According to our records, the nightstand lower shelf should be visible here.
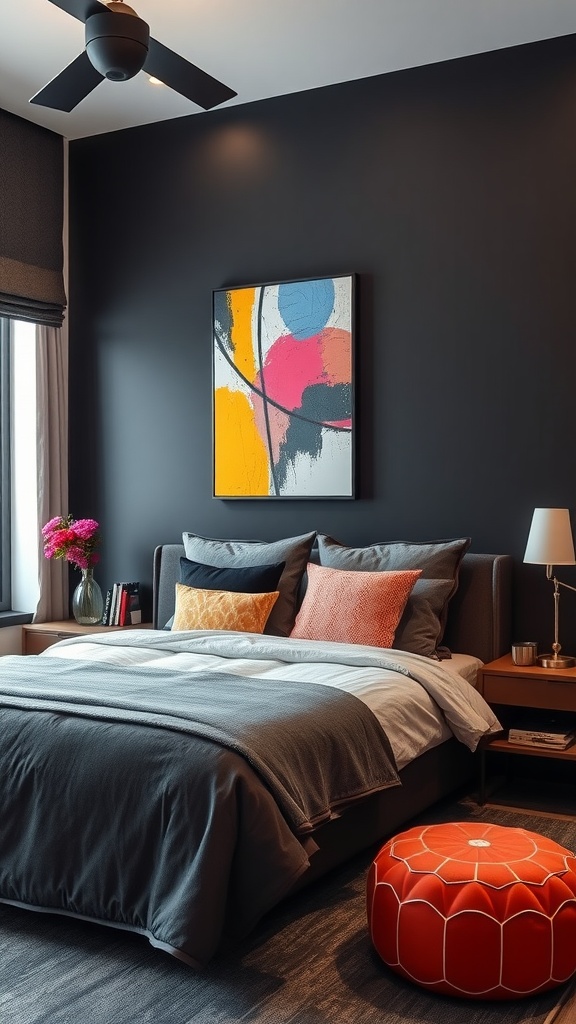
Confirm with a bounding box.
[477,771,576,816]
[485,737,576,761]
[479,737,576,806]
[477,654,576,812]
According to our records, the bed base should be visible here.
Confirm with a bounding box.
[292,738,474,889]
[152,544,512,897]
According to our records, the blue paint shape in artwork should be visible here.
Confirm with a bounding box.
[277,278,335,340]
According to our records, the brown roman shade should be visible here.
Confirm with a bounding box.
[0,108,66,327]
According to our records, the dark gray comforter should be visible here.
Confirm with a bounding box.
[0,654,399,966]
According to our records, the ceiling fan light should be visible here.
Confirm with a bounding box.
[85,10,150,82]
[104,2,140,15]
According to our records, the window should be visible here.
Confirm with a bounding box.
[0,319,11,611]
[0,318,38,619]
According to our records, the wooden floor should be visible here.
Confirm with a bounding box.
[544,982,576,1024]
[2,792,575,1024]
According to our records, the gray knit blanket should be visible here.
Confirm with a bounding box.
[0,653,400,834]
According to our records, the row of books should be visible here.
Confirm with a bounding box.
[508,712,576,751]
[102,582,142,626]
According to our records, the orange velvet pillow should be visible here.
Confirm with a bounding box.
[172,582,279,633]
[290,562,422,648]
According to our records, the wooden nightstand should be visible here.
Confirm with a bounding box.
[477,654,576,805]
[22,619,154,655]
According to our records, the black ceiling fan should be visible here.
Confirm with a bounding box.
[30,0,237,112]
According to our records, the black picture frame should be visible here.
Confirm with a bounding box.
[212,272,356,499]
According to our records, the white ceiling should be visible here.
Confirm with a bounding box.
[1,0,576,140]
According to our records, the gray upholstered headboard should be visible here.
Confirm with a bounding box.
[442,553,512,663]
[152,545,512,665]
[153,544,185,633]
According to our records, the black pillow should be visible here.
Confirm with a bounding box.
[179,557,285,594]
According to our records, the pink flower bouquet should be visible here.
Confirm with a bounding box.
[42,515,100,571]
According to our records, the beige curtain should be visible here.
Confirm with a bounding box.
[34,324,68,621]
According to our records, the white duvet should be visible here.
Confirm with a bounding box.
[44,629,501,770]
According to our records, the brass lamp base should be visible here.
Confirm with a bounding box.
[536,653,576,669]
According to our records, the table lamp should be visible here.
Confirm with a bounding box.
[523,507,576,668]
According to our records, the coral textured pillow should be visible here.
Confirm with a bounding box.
[172,583,279,634]
[290,563,421,648]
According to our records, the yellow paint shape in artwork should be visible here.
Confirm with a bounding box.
[214,387,269,495]
[229,287,257,382]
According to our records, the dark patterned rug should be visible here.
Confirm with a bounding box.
[2,797,575,1024]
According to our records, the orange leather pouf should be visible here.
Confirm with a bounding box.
[367,821,576,999]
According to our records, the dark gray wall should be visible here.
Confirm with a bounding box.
[68,33,576,647]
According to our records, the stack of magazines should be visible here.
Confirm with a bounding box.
[508,712,576,750]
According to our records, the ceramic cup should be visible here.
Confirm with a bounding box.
[511,641,538,666]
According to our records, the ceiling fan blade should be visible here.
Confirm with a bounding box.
[30,51,104,111]
[143,37,236,110]
[45,0,106,23]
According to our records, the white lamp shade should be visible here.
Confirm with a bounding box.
[524,508,576,566]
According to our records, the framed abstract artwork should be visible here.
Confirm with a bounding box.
[212,273,355,499]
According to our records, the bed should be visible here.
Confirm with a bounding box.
[0,536,511,968]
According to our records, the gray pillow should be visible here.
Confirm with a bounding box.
[316,535,471,657]
[393,578,455,658]
[182,532,316,637]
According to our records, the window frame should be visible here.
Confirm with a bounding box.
[0,318,11,611]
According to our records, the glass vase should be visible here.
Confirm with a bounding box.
[72,567,104,625]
